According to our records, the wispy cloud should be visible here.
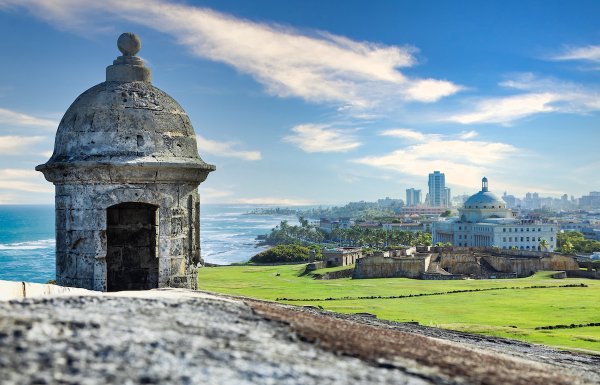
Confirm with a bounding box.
[197,135,261,161]
[443,73,600,124]
[0,0,462,110]
[0,107,57,129]
[379,128,429,141]
[0,136,46,154]
[199,186,234,202]
[0,169,54,193]
[446,93,557,124]
[354,129,519,188]
[283,124,361,153]
[458,130,478,139]
[551,45,600,63]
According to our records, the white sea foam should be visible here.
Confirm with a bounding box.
[0,239,55,251]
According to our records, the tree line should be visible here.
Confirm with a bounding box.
[557,231,600,254]
[259,219,432,248]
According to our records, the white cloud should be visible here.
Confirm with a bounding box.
[0,0,462,110]
[458,130,478,139]
[199,186,234,202]
[0,136,46,154]
[444,73,600,124]
[353,129,519,188]
[552,45,600,63]
[283,124,361,153]
[379,128,429,141]
[197,135,261,161]
[446,93,557,124]
[0,169,54,193]
[0,108,57,129]
[405,78,462,102]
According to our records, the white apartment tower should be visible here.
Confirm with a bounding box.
[406,188,422,207]
[428,171,448,207]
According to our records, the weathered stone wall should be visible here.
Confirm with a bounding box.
[566,270,600,279]
[482,256,540,277]
[481,255,577,277]
[54,183,201,291]
[353,255,430,279]
[421,273,465,280]
[439,255,482,276]
[540,255,579,271]
[319,268,355,280]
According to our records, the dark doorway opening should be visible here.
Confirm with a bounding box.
[106,202,158,291]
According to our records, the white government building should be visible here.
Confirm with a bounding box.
[432,177,557,251]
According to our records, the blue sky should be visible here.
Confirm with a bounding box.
[0,0,598,205]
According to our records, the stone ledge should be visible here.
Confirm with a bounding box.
[0,280,95,301]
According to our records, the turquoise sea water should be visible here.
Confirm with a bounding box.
[0,204,297,283]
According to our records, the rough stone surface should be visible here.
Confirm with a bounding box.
[0,291,597,385]
[0,293,427,385]
[36,34,214,292]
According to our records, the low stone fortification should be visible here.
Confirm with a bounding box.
[353,247,579,280]
[314,268,355,280]
[0,280,94,301]
[305,261,326,271]
[439,254,482,276]
[353,255,431,279]
[566,270,600,279]
[483,254,578,277]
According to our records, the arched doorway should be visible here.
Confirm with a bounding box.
[106,202,159,291]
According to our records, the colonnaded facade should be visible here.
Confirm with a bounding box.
[432,178,557,251]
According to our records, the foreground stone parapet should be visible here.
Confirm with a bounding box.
[0,290,597,385]
[36,33,215,292]
[0,280,93,301]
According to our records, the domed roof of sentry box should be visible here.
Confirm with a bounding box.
[36,33,215,184]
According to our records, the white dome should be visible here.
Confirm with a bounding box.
[464,191,506,208]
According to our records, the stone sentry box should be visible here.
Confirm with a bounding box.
[36,33,215,291]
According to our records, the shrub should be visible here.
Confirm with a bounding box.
[250,244,312,264]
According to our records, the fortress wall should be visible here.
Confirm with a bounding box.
[353,255,429,279]
[540,255,579,271]
[439,255,482,276]
[483,256,541,277]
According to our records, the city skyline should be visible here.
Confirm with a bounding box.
[0,0,599,205]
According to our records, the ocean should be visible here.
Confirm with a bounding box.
[0,204,298,283]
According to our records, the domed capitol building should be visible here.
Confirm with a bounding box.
[432,178,557,251]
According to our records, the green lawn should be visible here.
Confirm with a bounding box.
[198,264,600,353]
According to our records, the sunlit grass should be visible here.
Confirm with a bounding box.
[198,264,600,353]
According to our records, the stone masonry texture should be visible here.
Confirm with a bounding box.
[0,290,598,385]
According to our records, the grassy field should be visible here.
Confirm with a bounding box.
[198,264,600,353]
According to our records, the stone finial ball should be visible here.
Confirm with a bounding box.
[117,32,141,56]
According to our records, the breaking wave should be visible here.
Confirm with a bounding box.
[0,239,55,251]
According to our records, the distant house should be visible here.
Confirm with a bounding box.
[401,206,447,216]
[319,217,355,233]
[381,222,425,232]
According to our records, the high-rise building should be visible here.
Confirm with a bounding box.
[444,187,452,208]
[406,188,422,207]
[428,171,447,207]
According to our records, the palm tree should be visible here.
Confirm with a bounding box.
[561,240,574,254]
[539,238,550,251]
